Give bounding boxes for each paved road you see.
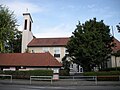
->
[1,79,120,86]
[0,84,120,90]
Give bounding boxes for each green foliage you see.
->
[97,76,119,81]
[62,55,71,71]
[12,30,22,53]
[66,18,114,71]
[84,71,120,81]
[0,5,21,53]
[59,69,69,76]
[0,70,53,79]
[83,71,120,76]
[100,67,120,71]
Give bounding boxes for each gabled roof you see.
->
[27,37,120,52]
[0,52,62,67]
[28,37,69,47]
[113,38,120,52]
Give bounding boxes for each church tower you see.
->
[21,13,33,53]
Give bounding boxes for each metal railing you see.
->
[30,76,53,84]
[59,76,97,84]
[0,74,12,83]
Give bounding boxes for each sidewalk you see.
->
[0,79,120,86]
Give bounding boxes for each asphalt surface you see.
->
[0,79,120,90]
[0,79,120,86]
[0,84,120,90]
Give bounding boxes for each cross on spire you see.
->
[26,8,28,12]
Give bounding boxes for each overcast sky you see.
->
[1,0,120,40]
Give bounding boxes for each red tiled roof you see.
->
[27,37,120,51]
[0,52,62,67]
[112,38,120,52]
[28,37,69,47]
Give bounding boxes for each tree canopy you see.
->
[0,5,21,53]
[66,18,114,71]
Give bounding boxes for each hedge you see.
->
[97,76,119,81]
[83,71,120,76]
[0,70,53,79]
[100,67,120,71]
[83,71,120,81]
[59,69,69,76]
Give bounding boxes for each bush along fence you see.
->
[0,70,53,79]
[0,70,120,81]
[100,67,120,71]
[83,71,120,81]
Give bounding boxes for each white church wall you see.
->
[111,56,120,67]
[21,13,33,53]
[22,30,33,53]
[28,47,66,62]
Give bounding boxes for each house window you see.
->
[54,47,60,57]
[24,19,27,30]
[43,48,49,52]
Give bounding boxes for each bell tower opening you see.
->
[23,13,33,31]
[24,19,27,30]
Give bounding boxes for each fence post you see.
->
[51,76,52,84]
[95,76,97,85]
[0,75,12,83]
[10,75,12,83]
[30,76,31,84]
[73,76,74,80]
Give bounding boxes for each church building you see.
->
[0,12,119,74]
[21,12,120,73]
[21,12,83,74]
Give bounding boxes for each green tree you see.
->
[66,18,114,72]
[62,55,71,71]
[0,5,21,53]
[11,30,22,53]
[4,30,22,53]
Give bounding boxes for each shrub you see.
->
[59,69,69,76]
[97,76,119,81]
[100,67,120,71]
[83,71,120,76]
[0,70,53,79]
[83,71,120,81]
